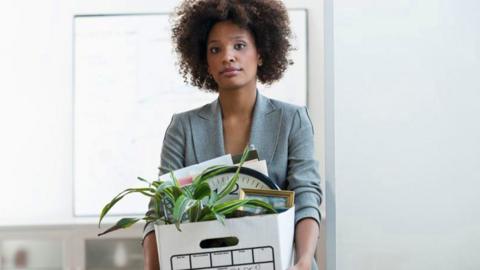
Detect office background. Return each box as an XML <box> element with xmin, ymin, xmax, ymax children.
<box><xmin>0</xmin><ymin>0</ymin><xmax>325</xmax><ymax>269</ymax></box>
<box><xmin>1</xmin><ymin>0</ymin><xmax>479</xmax><ymax>269</ymax></box>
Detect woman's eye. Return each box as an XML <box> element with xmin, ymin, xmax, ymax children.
<box><xmin>234</xmin><ymin>43</ymin><xmax>246</xmax><ymax>50</ymax></box>
<box><xmin>209</xmin><ymin>47</ymin><xmax>220</xmax><ymax>54</ymax></box>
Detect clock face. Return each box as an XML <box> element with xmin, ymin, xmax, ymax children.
<box><xmin>207</xmin><ymin>167</ymin><xmax>280</xmax><ymax>201</ymax></box>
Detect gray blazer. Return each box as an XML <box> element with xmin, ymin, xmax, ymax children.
<box><xmin>144</xmin><ymin>93</ymin><xmax>322</xmax><ymax>259</ymax></box>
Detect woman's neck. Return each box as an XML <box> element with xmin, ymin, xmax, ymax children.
<box><xmin>218</xmin><ymin>85</ymin><xmax>257</xmax><ymax>120</ymax></box>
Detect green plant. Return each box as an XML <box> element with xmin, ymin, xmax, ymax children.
<box><xmin>98</xmin><ymin>147</ymin><xmax>276</xmax><ymax>236</ymax></box>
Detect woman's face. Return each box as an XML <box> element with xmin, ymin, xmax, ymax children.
<box><xmin>206</xmin><ymin>21</ymin><xmax>261</xmax><ymax>91</ymax></box>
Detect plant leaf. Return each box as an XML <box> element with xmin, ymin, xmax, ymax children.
<box><xmin>98</xmin><ymin>187</ymin><xmax>154</xmax><ymax>228</ymax></box>
<box><xmin>241</xmin><ymin>199</ymin><xmax>277</xmax><ymax>214</ymax></box>
<box><xmin>214</xmin><ymin>211</ymin><xmax>225</xmax><ymax>225</ymax></box>
<box><xmin>172</xmin><ymin>195</ymin><xmax>196</xmax><ymax>231</ymax></box>
<box><xmin>191</xmin><ymin>165</ymin><xmax>225</xmax><ymax>184</ymax></box>
<box><xmin>158</xmin><ymin>183</ymin><xmax>183</xmax><ymax>204</ymax></box>
<box><xmin>201</xmin><ymin>199</ymin><xmax>277</xmax><ymax>221</ymax></box>
<box><xmin>217</xmin><ymin>147</ymin><xmax>251</xmax><ymax>200</ymax></box>
<box><xmin>156</xmin><ymin>181</ymin><xmax>174</xmax><ymax>192</ymax></box>
<box><xmin>182</xmin><ymin>184</ymin><xmax>194</xmax><ymax>199</ymax></box>
<box><xmin>195</xmin><ymin>165</ymin><xmax>232</xmax><ymax>185</ymax></box>
<box><xmin>201</xmin><ymin>200</ymin><xmax>243</xmax><ymax>220</ymax></box>
<box><xmin>213</xmin><ymin>200</ymin><xmax>248</xmax><ymax>215</ymax></box>
<box><xmin>97</xmin><ymin>217</ymin><xmax>140</xmax><ymax>236</ymax></box>
<box><xmin>170</xmin><ymin>171</ymin><xmax>181</xmax><ymax>187</ymax></box>
<box><xmin>216</xmin><ymin>169</ymin><xmax>238</xmax><ymax>201</ymax></box>
<box><xmin>158</xmin><ymin>187</ymin><xmax>175</xmax><ymax>203</ymax></box>
<box><xmin>137</xmin><ymin>176</ymin><xmax>151</xmax><ymax>185</ymax></box>
<box><xmin>208</xmin><ymin>191</ymin><xmax>218</xmax><ymax>206</ymax></box>
<box><xmin>188</xmin><ymin>203</ymin><xmax>201</xmax><ymax>222</ymax></box>
<box><xmin>197</xmin><ymin>205</ymin><xmax>213</xmax><ymax>221</ymax></box>
<box><xmin>192</xmin><ymin>182</ymin><xmax>211</xmax><ymax>200</ymax></box>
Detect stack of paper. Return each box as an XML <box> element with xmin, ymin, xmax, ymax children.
<box><xmin>158</xmin><ymin>149</ymin><xmax>268</xmax><ymax>185</ymax></box>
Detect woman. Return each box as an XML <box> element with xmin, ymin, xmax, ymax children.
<box><xmin>143</xmin><ymin>1</ymin><xmax>322</xmax><ymax>269</ymax></box>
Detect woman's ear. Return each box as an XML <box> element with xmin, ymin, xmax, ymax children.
<box><xmin>257</xmin><ymin>55</ymin><xmax>263</xmax><ymax>66</ymax></box>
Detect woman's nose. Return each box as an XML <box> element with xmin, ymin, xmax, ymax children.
<box><xmin>222</xmin><ymin>48</ymin><xmax>236</xmax><ymax>63</ymax></box>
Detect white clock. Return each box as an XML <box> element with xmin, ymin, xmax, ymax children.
<box><xmin>207</xmin><ymin>166</ymin><xmax>280</xmax><ymax>201</ymax></box>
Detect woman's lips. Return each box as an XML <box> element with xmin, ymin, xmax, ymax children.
<box><xmin>221</xmin><ymin>68</ymin><xmax>241</xmax><ymax>77</ymax></box>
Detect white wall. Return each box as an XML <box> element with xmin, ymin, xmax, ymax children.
<box><xmin>0</xmin><ymin>0</ymin><xmax>74</xmax><ymax>224</ymax></box>
<box><xmin>332</xmin><ymin>0</ymin><xmax>480</xmax><ymax>269</ymax></box>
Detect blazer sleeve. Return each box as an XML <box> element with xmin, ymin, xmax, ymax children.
<box><xmin>142</xmin><ymin>114</ymin><xmax>186</xmax><ymax>242</ymax></box>
<box><xmin>287</xmin><ymin>107</ymin><xmax>323</xmax><ymax>225</ymax></box>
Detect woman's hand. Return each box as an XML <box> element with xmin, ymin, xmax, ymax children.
<box><xmin>291</xmin><ymin>218</ymin><xmax>319</xmax><ymax>270</ymax></box>
<box><xmin>143</xmin><ymin>232</ymin><xmax>160</xmax><ymax>270</ymax></box>
<box><xmin>288</xmin><ymin>259</ymin><xmax>311</xmax><ymax>270</ymax></box>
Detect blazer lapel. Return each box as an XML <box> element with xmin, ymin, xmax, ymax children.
<box><xmin>190</xmin><ymin>99</ymin><xmax>225</xmax><ymax>163</ymax></box>
<box><xmin>190</xmin><ymin>93</ymin><xmax>282</xmax><ymax>165</ymax></box>
<box><xmin>249</xmin><ymin>93</ymin><xmax>282</xmax><ymax>165</ymax></box>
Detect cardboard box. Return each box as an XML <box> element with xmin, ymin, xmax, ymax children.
<box><xmin>155</xmin><ymin>207</ymin><xmax>295</xmax><ymax>270</ymax></box>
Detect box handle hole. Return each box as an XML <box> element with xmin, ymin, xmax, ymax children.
<box><xmin>199</xmin><ymin>237</ymin><xmax>239</xmax><ymax>249</ymax></box>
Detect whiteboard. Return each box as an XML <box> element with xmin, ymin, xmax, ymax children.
<box><xmin>73</xmin><ymin>11</ymin><xmax>307</xmax><ymax>217</ymax></box>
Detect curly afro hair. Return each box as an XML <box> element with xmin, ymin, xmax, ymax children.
<box><xmin>171</xmin><ymin>0</ymin><xmax>292</xmax><ymax>92</ymax></box>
